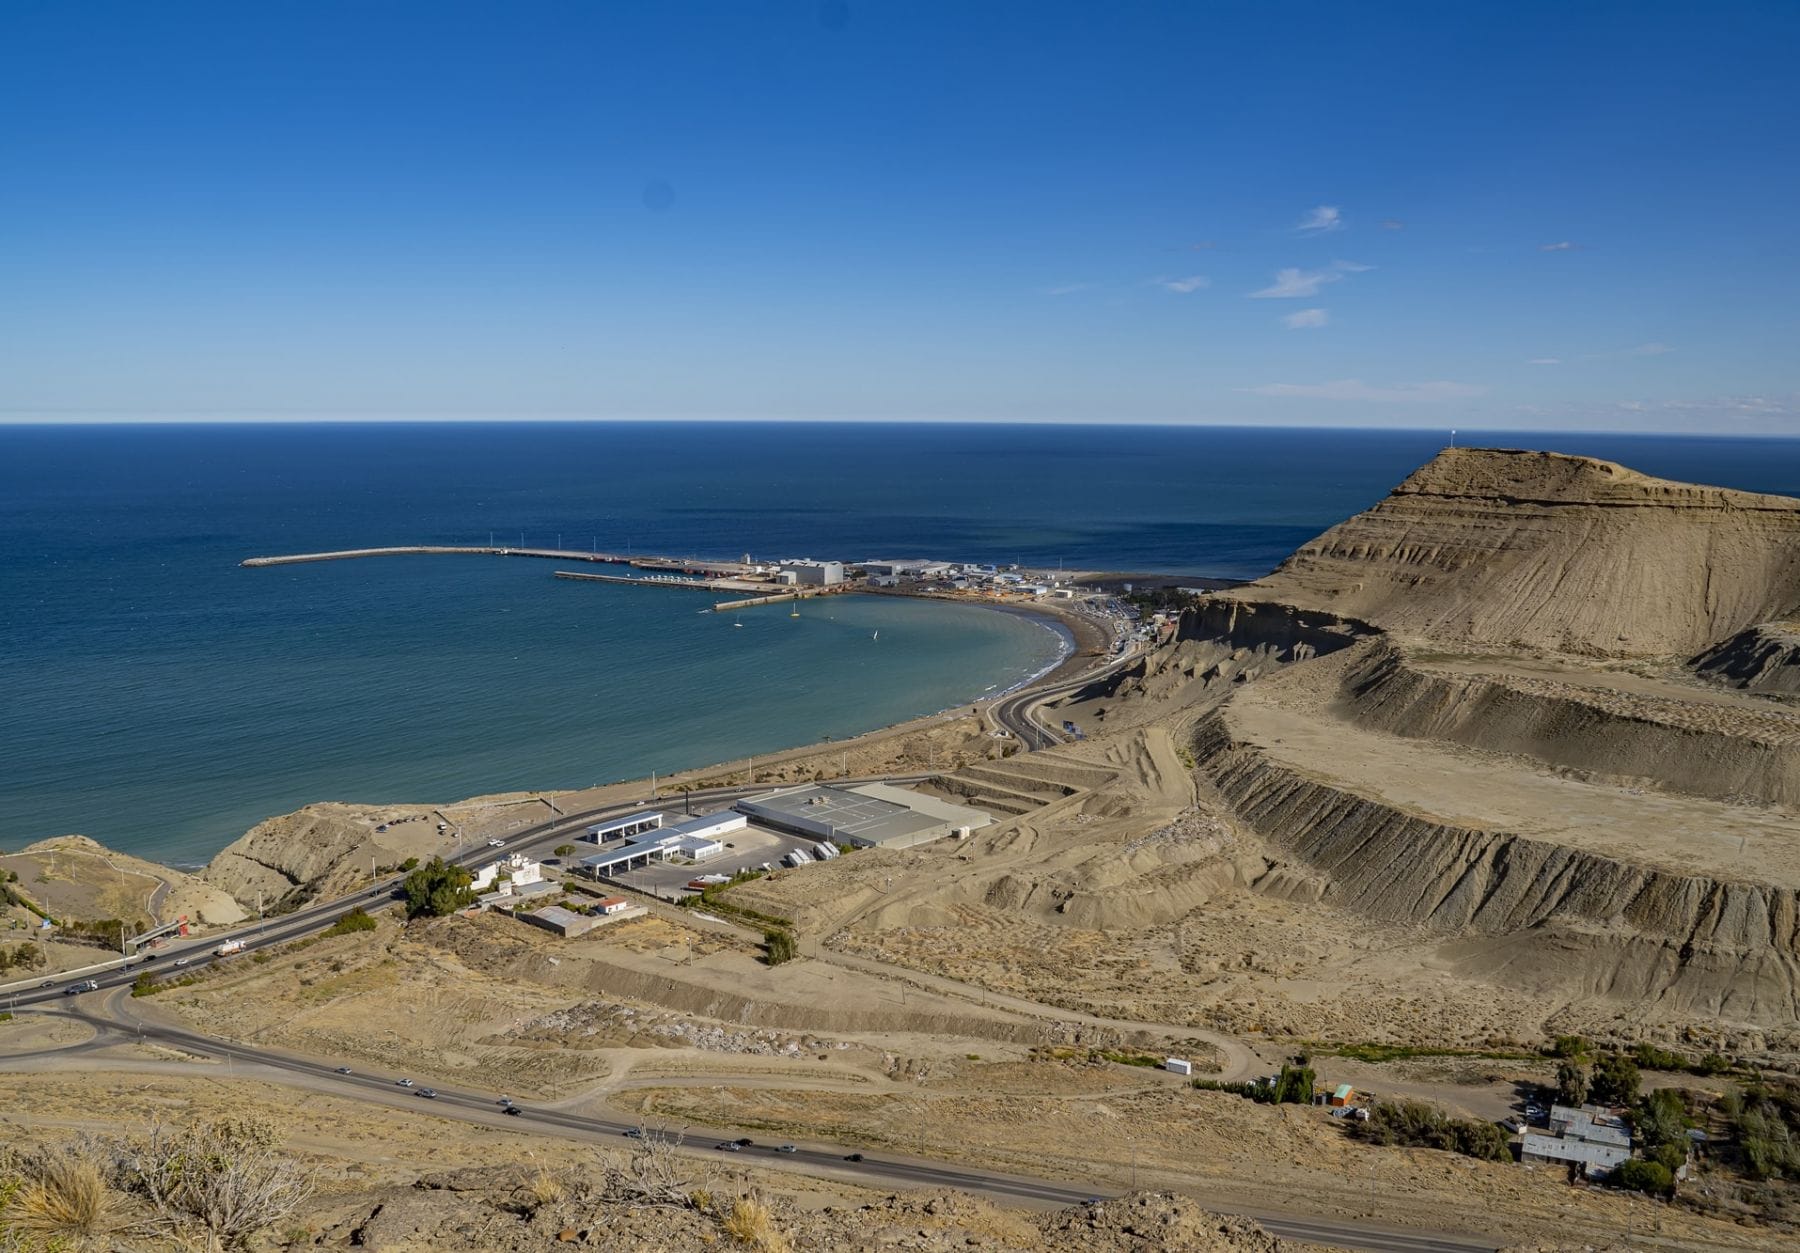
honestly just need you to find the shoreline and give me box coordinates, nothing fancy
[75,591,1114,877]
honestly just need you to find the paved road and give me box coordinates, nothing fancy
[2,652,1500,1253]
[991,646,1142,748]
[13,994,1494,1253]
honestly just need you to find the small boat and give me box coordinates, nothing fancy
[789,606,800,618]
[872,630,879,641]
[734,620,744,628]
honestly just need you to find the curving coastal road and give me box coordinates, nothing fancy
[2,654,1500,1253]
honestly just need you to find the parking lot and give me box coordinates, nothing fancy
[603,822,833,900]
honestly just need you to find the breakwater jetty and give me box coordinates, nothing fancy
[240,545,750,577]
[553,570,767,594]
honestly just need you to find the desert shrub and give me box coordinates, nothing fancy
[1550,1035,1591,1058]
[398,857,419,872]
[400,858,475,918]
[1612,1159,1673,1195]
[722,1192,790,1252]
[762,929,797,966]
[0,1141,132,1247]
[1351,1100,1510,1161]
[323,908,377,937]
[1693,1052,1732,1076]
[527,1169,567,1206]
[112,1116,312,1249]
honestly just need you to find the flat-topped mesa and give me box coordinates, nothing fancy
[1218,446,1800,659]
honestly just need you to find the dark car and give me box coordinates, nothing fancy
[503,1106,523,1116]
[844,1153,864,1163]
[733,1138,752,1147]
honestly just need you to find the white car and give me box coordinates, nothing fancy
[487,838,505,847]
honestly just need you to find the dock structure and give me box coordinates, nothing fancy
[239,545,753,578]
[710,587,850,611]
[554,570,769,594]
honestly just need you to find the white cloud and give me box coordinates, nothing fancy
[1539,241,1579,252]
[1249,259,1372,298]
[1156,275,1211,294]
[1527,357,1561,365]
[1245,379,1485,403]
[1298,205,1343,233]
[1039,283,1093,297]
[1283,308,1329,329]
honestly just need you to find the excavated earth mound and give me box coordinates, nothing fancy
[1220,447,1800,658]
[1693,620,1800,698]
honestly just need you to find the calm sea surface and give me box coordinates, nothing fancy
[5,422,1798,864]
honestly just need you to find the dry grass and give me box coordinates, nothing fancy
[527,1168,568,1206]
[3,1149,126,1248]
[721,1192,790,1253]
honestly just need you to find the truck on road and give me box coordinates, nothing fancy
[215,939,246,957]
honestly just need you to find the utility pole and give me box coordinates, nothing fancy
[651,771,657,799]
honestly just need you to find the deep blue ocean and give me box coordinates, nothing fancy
[5,421,1799,865]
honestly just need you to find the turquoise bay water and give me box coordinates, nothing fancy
[6,421,1800,865]
[3,557,1061,865]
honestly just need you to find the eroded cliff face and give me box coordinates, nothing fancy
[201,802,458,909]
[1218,448,1800,658]
[1337,642,1800,807]
[1191,712,1800,1027]
[1692,621,1800,698]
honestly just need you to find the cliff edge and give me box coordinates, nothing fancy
[1221,447,1800,658]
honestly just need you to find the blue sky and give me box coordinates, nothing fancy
[2,1,1795,431]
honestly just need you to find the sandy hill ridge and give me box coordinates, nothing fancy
[1223,447,1800,658]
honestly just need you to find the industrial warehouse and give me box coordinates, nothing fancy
[573,781,991,898]
[735,782,991,849]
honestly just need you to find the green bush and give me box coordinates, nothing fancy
[1550,1035,1591,1058]
[400,858,476,919]
[1351,1100,1511,1161]
[1555,1060,1590,1107]
[762,928,797,966]
[554,844,576,857]
[1589,1054,1642,1106]
[1273,1063,1316,1106]
[324,908,377,937]
[1633,1042,1688,1072]
[1612,1159,1673,1195]
[398,857,420,872]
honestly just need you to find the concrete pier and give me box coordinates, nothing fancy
[553,570,765,593]
[240,546,752,577]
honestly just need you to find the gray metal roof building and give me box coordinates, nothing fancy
[735,783,988,850]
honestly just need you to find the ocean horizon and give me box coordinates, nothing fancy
[6,420,1800,867]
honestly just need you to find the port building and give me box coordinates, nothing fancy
[576,809,741,877]
[734,782,991,850]
[776,559,845,586]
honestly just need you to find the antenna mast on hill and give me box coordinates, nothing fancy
[1450,428,1457,448]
